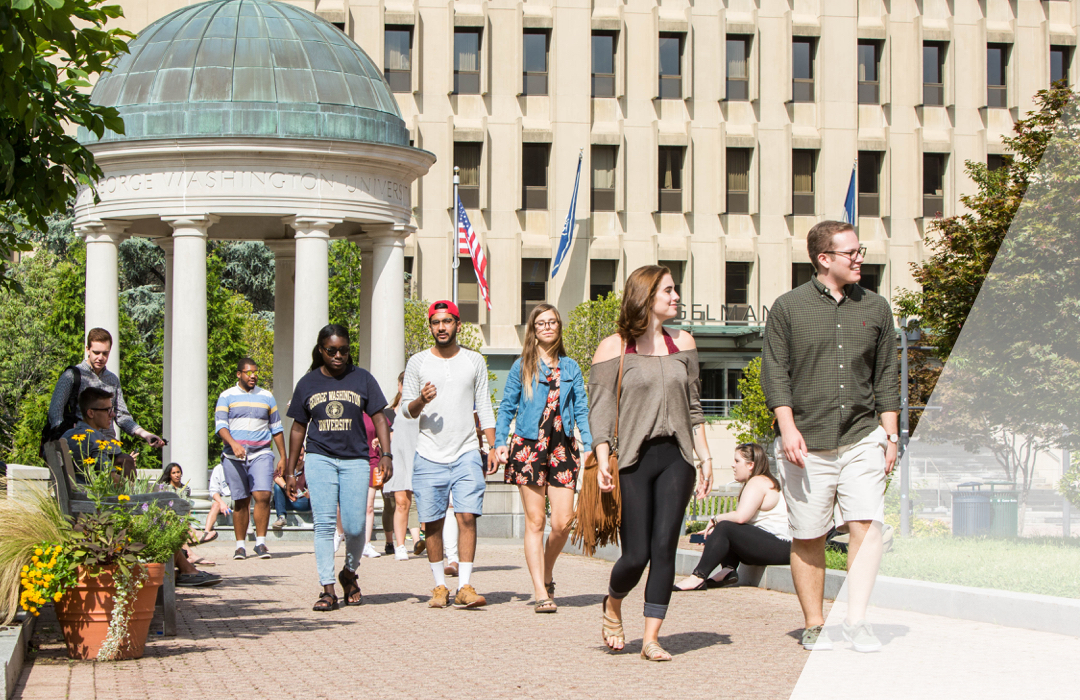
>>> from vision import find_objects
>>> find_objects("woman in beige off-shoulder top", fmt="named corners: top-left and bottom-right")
top-left (589, 265), bottom-right (714, 661)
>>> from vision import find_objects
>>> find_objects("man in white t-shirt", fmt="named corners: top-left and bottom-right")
top-left (402, 301), bottom-right (497, 609)
top-left (201, 463), bottom-right (233, 541)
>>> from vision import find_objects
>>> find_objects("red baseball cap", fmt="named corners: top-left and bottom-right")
top-left (427, 300), bottom-right (460, 320)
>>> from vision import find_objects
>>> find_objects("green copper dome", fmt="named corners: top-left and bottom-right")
top-left (81, 0), bottom-right (408, 145)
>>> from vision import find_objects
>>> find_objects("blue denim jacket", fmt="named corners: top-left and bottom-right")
top-left (495, 356), bottom-right (592, 452)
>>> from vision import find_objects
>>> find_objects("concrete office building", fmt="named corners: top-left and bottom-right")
top-left (96, 0), bottom-right (1078, 416)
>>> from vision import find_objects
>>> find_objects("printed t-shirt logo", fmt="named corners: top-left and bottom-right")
top-left (326, 401), bottom-right (344, 419)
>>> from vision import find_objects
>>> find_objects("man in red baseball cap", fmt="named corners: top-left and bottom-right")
top-left (403, 299), bottom-right (497, 609)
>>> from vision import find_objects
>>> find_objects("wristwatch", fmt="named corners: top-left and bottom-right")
top-left (887, 434), bottom-right (899, 444)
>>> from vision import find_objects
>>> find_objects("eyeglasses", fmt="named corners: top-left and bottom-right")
top-left (320, 345), bottom-right (350, 357)
top-left (240, 369), bottom-right (259, 376)
top-left (533, 320), bottom-right (559, 330)
top-left (824, 246), bottom-right (867, 261)
top-left (88, 405), bottom-right (114, 414)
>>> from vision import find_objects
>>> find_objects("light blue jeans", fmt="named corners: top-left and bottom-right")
top-left (304, 453), bottom-right (369, 586)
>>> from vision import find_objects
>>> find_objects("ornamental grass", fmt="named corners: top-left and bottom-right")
top-left (0, 478), bottom-right (72, 625)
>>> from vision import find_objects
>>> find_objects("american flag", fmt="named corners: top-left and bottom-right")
top-left (456, 194), bottom-right (491, 309)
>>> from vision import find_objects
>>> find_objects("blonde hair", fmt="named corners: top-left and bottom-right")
top-left (520, 303), bottom-right (566, 400)
top-left (618, 265), bottom-right (671, 342)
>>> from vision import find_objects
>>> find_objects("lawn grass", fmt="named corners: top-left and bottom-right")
top-left (879, 536), bottom-right (1080, 599)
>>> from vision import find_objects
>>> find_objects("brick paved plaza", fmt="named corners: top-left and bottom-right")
top-left (13, 540), bottom-right (816, 700)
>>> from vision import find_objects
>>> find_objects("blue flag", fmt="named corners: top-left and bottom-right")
top-left (552, 151), bottom-right (583, 278)
top-left (843, 161), bottom-right (857, 224)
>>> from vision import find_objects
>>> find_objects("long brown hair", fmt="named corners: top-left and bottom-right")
top-left (618, 265), bottom-right (671, 342)
top-left (735, 443), bottom-right (779, 498)
top-left (390, 371), bottom-right (405, 409)
top-left (520, 303), bottom-right (566, 400)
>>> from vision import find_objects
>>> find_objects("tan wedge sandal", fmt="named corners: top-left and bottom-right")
top-left (640, 641), bottom-right (672, 661)
top-left (601, 595), bottom-right (625, 650)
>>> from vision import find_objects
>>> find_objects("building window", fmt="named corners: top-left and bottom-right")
top-left (1051, 45), bottom-right (1071, 85)
top-left (658, 146), bottom-right (684, 213)
top-left (591, 145), bottom-right (616, 212)
top-left (859, 264), bottom-right (883, 294)
top-left (522, 143), bottom-right (549, 210)
top-left (455, 143), bottom-right (481, 209)
top-left (987, 44), bottom-right (1008, 108)
top-left (792, 38), bottom-right (815, 102)
top-left (857, 151), bottom-right (881, 217)
top-left (660, 260), bottom-right (683, 296)
top-left (725, 262), bottom-right (750, 305)
top-left (457, 260), bottom-right (480, 324)
top-left (701, 366), bottom-right (747, 417)
top-left (726, 35), bottom-right (750, 100)
top-left (726, 148), bottom-right (751, 214)
top-left (404, 255), bottom-right (415, 297)
top-left (384, 26), bottom-right (412, 93)
top-left (923, 153), bottom-right (945, 218)
top-left (523, 30), bottom-right (549, 96)
top-left (592, 32), bottom-right (616, 98)
top-left (858, 41), bottom-right (880, 105)
top-left (792, 150), bottom-right (816, 215)
top-left (923, 42), bottom-right (945, 105)
top-left (454, 29), bottom-right (481, 95)
top-left (521, 258), bottom-right (549, 324)
top-left (658, 33), bottom-right (683, 99)
top-left (792, 263), bottom-right (815, 289)
top-left (988, 154), bottom-right (1011, 172)
top-left (590, 259), bottom-right (617, 301)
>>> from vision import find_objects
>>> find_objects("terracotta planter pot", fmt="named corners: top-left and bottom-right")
top-left (54, 562), bottom-right (165, 660)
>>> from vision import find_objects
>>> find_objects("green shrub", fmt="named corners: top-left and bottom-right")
top-left (122, 501), bottom-right (194, 564)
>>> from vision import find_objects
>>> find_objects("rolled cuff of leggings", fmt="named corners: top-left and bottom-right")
top-left (643, 602), bottom-right (668, 620)
top-left (608, 586), bottom-right (630, 600)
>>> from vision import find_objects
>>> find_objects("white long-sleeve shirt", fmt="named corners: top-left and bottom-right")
top-left (402, 348), bottom-right (495, 463)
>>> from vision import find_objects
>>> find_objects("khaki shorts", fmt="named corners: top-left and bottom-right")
top-left (776, 426), bottom-right (887, 540)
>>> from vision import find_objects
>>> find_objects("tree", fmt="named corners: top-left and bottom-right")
top-left (0, 0), bottom-right (133, 286)
top-left (564, 292), bottom-right (621, 384)
top-left (728, 358), bottom-right (773, 446)
top-left (898, 86), bottom-right (1080, 531)
top-left (328, 238), bottom-right (363, 342)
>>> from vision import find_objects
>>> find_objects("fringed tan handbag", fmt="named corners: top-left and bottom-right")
top-left (572, 345), bottom-right (625, 557)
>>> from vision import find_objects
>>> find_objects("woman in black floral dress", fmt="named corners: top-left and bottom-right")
top-left (495, 304), bottom-right (593, 612)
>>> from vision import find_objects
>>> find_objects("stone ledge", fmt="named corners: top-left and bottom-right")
top-left (1, 612), bottom-right (34, 700)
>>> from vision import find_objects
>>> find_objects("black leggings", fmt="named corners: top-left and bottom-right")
top-left (692, 520), bottom-right (791, 579)
top-left (608, 437), bottom-right (696, 620)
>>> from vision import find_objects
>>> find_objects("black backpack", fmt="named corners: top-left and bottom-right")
top-left (38, 365), bottom-right (82, 460)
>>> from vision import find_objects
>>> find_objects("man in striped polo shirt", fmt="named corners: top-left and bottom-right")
top-left (215, 357), bottom-right (286, 560)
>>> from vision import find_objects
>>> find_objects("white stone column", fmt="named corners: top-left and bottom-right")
top-left (288, 217), bottom-right (339, 386)
top-left (163, 215), bottom-right (216, 497)
top-left (369, 226), bottom-right (409, 397)
top-left (79, 221), bottom-right (127, 376)
top-left (354, 236), bottom-right (375, 370)
top-left (156, 237), bottom-right (174, 466)
top-left (266, 241), bottom-right (295, 429)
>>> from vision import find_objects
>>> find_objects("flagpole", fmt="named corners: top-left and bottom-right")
top-left (452, 165), bottom-right (460, 305)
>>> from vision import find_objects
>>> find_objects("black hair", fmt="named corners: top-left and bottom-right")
top-left (236, 357), bottom-right (257, 372)
top-left (310, 324), bottom-right (352, 371)
top-left (78, 386), bottom-right (114, 417)
top-left (430, 302), bottom-right (459, 321)
top-left (158, 462), bottom-right (182, 484)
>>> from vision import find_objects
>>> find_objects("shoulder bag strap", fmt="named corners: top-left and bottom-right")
top-left (612, 342), bottom-right (626, 455)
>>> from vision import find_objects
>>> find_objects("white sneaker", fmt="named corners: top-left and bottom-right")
top-left (333, 531), bottom-right (343, 553)
top-left (362, 542), bottom-right (381, 558)
top-left (394, 545), bottom-right (409, 560)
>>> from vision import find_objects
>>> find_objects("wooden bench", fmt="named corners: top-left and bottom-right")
top-left (41, 440), bottom-right (192, 637)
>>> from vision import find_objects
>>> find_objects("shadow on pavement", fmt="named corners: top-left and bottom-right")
top-left (473, 565), bottom-right (522, 572)
top-left (546, 593), bottom-right (605, 608)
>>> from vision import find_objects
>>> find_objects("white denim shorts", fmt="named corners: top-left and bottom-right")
top-left (776, 426), bottom-right (887, 540)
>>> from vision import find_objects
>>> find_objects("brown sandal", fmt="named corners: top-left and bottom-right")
top-left (640, 641), bottom-right (672, 661)
top-left (534, 598), bottom-right (557, 613)
top-left (601, 595), bottom-right (625, 650)
top-left (338, 567), bottom-right (363, 606)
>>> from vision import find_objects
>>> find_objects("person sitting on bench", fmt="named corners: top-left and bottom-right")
top-left (62, 387), bottom-right (137, 482)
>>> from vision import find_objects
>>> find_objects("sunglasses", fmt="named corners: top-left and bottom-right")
top-left (321, 345), bottom-right (350, 357)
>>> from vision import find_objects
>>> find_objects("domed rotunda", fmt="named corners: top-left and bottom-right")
top-left (73, 0), bottom-right (435, 494)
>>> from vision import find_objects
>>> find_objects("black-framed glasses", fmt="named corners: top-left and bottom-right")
top-left (320, 345), bottom-right (350, 357)
top-left (824, 246), bottom-right (867, 260)
top-left (534, 320), bottom-right (559, 330)
top-left (88, 404), bottom-right (115, 414)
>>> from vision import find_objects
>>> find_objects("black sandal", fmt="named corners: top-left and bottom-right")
top-left (338, 567), bottom-right (363, 606)
top-left (312, 590), bottom-right (338, 612)
top-left (545, 580), bottom-right (555, 598)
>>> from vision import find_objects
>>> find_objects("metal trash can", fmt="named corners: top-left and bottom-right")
top-left (987, 485), bottom-right (1019, 538)
top-left (951, 484), bottom-right (991, 536)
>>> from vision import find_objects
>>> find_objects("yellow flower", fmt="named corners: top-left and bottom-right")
top-left (83, 457), bottom-right (95, 466)
top-left (20, 565), bottom-right (28, 574)
top-left (72, 434), bottom-right (86, 442)
top-left (53, 592), bottom-right (63, 602)
top-left (34, 548), bottom-right (42, 556)
top-left (111, 440), bottom-right (121, 447)
top-left (117, 494), bottom-right (130, 502)
top-left (84, 428), bottom-right (93, 434)
top-left (29, 607), bottom-right (36, 613)
top-left (30, 556), bottom-right (38, 564)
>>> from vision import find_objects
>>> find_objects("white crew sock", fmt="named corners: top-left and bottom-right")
top-left (235, 540), bottom-right (246, 551)
top-left (458, 562), bottom-right (473, 587)
top-left (430, 562), bottom-right (446, 588)
top-left (255, 536), bottom-right (265, 547)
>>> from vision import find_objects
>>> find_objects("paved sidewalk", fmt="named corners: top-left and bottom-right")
top-left (13, 540), bottom-right (815, 700)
